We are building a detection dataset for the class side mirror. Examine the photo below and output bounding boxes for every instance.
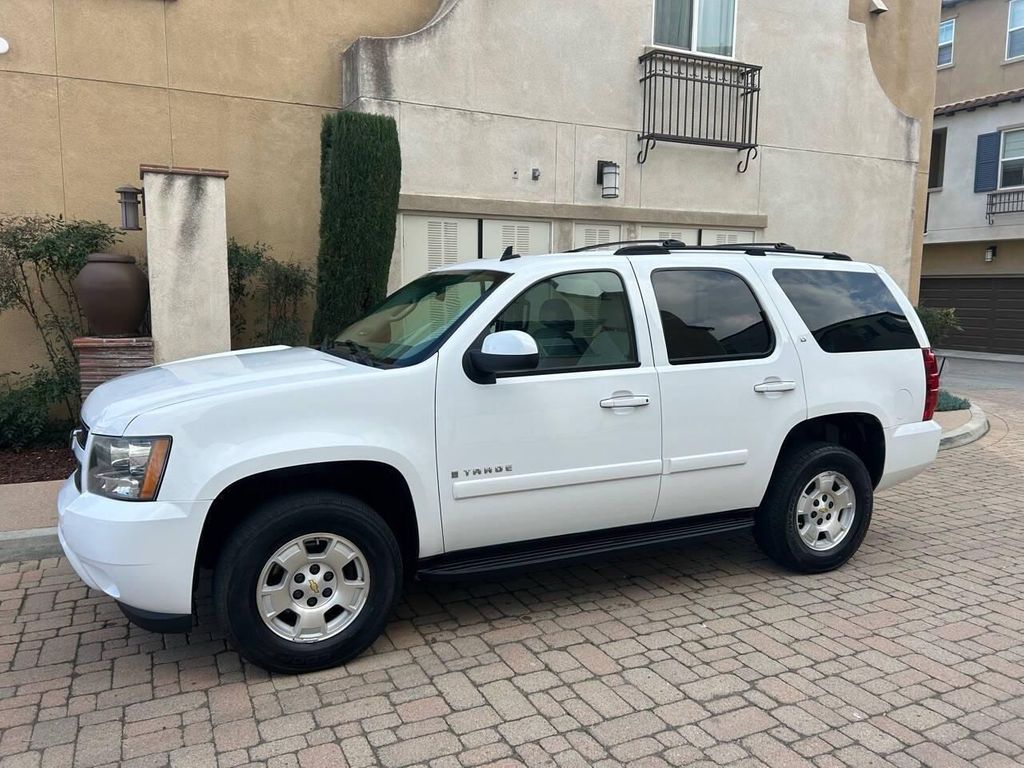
[469,330,539,382]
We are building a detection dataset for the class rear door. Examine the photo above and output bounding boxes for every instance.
[631,255,807,520]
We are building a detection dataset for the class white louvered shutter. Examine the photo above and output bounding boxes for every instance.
[700,228,755,245]
[573,223,621,248]
[639,225,699,245]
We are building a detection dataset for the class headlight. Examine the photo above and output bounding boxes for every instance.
[87,436,172,501]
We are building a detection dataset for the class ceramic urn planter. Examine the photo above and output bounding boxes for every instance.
[73,253,149,337]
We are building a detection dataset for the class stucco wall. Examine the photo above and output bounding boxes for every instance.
[345,0,936,293]
[936,0,1024,106]
[923,239,1024,276]
[0,0,440,373]
[926,102,1024,245]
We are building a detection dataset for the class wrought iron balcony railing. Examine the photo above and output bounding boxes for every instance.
[637,49,762,172]
[986,190,1024,223]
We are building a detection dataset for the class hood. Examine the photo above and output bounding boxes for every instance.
[82,346,362,435]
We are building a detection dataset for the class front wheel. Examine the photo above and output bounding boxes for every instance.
[213,491,402,674]
[754,442,873,573]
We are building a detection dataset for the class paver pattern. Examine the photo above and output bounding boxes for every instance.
[0,387,1022,768]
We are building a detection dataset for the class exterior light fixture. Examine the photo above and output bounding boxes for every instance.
[116,185,143,231]
[985,245,997,262]
[0,37,10,55]
[597,160,620,199]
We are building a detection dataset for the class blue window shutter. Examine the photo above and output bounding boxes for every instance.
[974,132,1001,193]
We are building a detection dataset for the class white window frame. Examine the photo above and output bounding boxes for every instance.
[1008,0,1024,62]
[999,127,1024,190]
[937,19,955,69]
[651,0,738,61]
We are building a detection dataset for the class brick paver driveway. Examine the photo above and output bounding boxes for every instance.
[1,388,1022,768]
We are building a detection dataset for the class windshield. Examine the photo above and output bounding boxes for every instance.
[329,270,507,367]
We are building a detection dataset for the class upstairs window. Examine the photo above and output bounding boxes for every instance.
[938,19,955,67]
[1001,129,1024,188]
[654,0,736,57]
[1009,0,1024,60]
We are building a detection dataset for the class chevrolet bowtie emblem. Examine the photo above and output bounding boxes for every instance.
[308,579,319,594]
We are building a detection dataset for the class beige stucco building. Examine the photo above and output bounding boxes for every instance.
[922,0,1024,354]
[2,0,938,373]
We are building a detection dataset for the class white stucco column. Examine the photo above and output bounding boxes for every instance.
[141,165,231,364]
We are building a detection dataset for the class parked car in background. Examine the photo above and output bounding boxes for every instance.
[59,241,941,673]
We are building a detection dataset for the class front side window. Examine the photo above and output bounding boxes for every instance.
[1002,129,1024,188]
[332,270,506,367]
[654,0,736,57]
[1009,0,1024,60]
[652,269,773,364]
[773,269,918,354]
[938,19,955,67]
[487,271,638,372]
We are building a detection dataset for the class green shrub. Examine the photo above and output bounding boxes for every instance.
[227,238,269,341]
[915,306,962,347]
[0,361,78,450]
[311,111,401,346]
[227,239,313,347]
[936,390,970,412]
[0,215,120,418]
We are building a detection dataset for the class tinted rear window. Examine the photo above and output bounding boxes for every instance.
[773,269,919,353]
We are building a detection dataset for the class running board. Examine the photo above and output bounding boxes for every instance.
[416,510,755,581]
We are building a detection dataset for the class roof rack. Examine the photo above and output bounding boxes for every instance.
[587,240,851,261]
[568,239,687,253]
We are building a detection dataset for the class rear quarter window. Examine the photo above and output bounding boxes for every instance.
[773,269,918,353]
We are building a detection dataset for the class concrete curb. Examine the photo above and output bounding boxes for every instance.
[0,527,61,563]
[939,402,989,451]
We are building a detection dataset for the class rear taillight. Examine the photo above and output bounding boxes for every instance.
[922,348,940,421]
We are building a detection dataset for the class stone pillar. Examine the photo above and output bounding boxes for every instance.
[140,165,231,364]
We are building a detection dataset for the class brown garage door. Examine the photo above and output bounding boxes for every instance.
[919,276,1024,354]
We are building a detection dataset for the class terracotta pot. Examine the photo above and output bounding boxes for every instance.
[73,253,149,337]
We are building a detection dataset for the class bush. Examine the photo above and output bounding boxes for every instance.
[227,239,312,347]
[0,361,77,450]
[0,215,120,419]
[227,238,269,341]
[915,306,962,347]
[311,111,401,346]
[936,390,970,412]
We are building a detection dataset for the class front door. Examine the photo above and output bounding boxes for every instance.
[631,256,807,520]
[434,264,663,552]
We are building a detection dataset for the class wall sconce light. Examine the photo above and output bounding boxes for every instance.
[597,160,620,199]
[0,37,10,55]
[985,245,997,263]
[116,185,144,231]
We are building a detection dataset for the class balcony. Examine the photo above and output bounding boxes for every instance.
[986,190,1024,223]
[637,49,762,171]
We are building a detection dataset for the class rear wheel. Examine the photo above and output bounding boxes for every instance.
[755,442,873,573]
[214,491,402,673]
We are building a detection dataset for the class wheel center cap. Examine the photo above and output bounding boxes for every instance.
[308,578,319,594]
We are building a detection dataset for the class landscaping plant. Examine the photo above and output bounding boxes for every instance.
[227,239,312,347]
[0,215,120,422]
[311,111,401,346]
[915,305,962,347]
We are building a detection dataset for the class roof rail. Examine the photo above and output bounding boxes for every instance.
[568,239,687,253]
[605,240,852,261]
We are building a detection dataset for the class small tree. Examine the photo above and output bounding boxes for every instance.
[0,215,120,415]
[915,306,962,347]
[311,111,401,346]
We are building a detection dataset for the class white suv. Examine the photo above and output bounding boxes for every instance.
[59,241,942,673]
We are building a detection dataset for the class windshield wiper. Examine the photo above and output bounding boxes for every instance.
[328,340,378,367]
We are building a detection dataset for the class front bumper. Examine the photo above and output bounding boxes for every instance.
[877,420,942,491]
[57,476,210,617]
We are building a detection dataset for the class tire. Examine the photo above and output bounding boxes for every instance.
[754,442,873,573]
[213,491,402,674]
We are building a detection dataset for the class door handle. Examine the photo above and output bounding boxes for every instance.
[600,395,651,408]
[753,380,797,393]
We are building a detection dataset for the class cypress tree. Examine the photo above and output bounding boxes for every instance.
[311,111,401,345]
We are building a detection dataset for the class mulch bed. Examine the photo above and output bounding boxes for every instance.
[0,447,76,485]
